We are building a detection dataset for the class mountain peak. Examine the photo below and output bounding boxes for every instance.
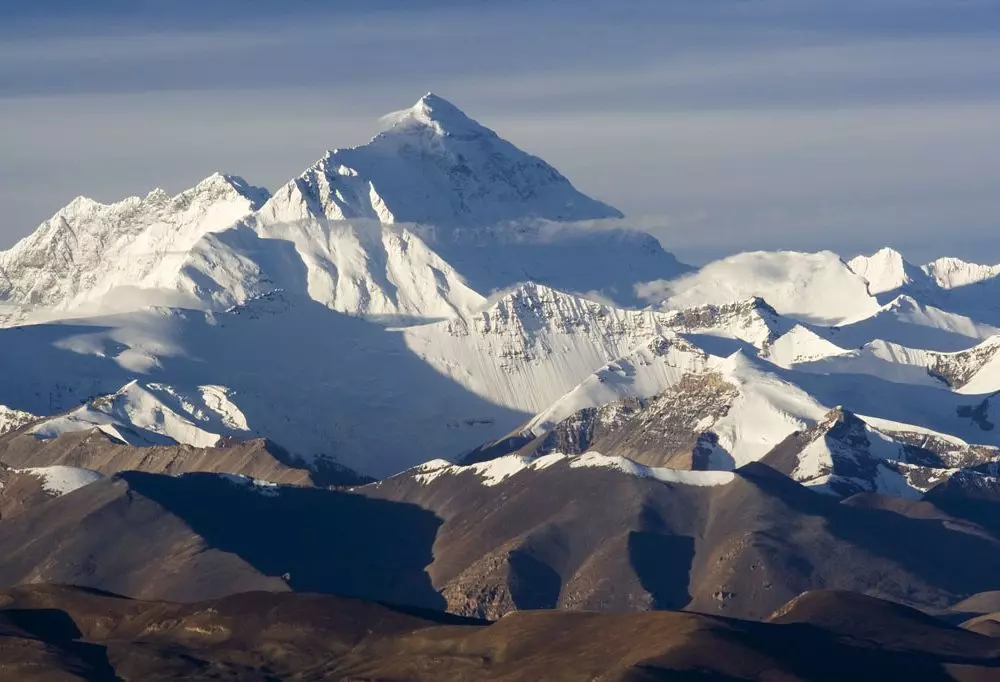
[379,92,488,139]
[189,172,270,209]
[847,247,931,298]
[260,94,623,229]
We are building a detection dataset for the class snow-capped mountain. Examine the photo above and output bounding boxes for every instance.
[2,92,1000,497]
[0,94,684,325]
[0,173,269,322]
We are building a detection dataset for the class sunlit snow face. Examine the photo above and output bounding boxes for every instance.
[2,0,1000,263]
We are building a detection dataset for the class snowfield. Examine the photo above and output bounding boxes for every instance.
[1,94,1000,493]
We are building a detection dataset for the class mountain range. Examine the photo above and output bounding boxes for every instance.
[3,93,1000,676]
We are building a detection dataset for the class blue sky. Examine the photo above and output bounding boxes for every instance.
[2,0,999,264]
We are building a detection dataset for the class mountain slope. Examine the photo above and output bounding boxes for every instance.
[401,282,683,415]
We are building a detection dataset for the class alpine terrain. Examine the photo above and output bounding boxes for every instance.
[2,94,1000,679]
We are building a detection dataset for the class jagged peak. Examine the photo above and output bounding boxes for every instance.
[816,405,865,430]
[922,256,1000,289]
[483,281,614,312]
[881,294,922,313]
[847,247,924,296]
[44,173,266,225]
[678,295,780,318]
[185,172,270,209]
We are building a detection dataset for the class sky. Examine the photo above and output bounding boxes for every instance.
[2,0,999,265]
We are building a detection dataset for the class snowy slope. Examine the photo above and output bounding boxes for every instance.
[661,297,794,350]
[521,299,794,437]
[175,219,487,322]
[401,282,682,414]
[524,334,716,435]
[763,325,850,367]
[689,353,830,467]
[644,251,880,325]
[17,465,104,495]
[0,292,532,478]
[543,352,831,470]
[783,339,945,388]
[28,380,250,448]
[0,174,269,320]
[828,295,999,352]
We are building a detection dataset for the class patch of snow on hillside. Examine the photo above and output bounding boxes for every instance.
[215,473,281,497]
[18,466,104,495]
[568,451,736,486]
[712,352,830,467]
[412,451,733,487]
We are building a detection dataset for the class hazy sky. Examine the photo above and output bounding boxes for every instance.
[2,0,999,264]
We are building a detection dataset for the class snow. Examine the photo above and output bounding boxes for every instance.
[257,93,623,230]
[829,295,999,352]
[28,380,251,448]
[0,404,37,435]
[847,247,932,297]
[706,353,830,467]
[178,218,488,322]
[923,257,1000,289]
[764,325,850,367]
[567,451,736,486]
[401,282,683,415]
[524,334,715,435]
[410,451,734,487]
[18,466,104,495]
[643,250,880,325]
[214,473,281,497]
